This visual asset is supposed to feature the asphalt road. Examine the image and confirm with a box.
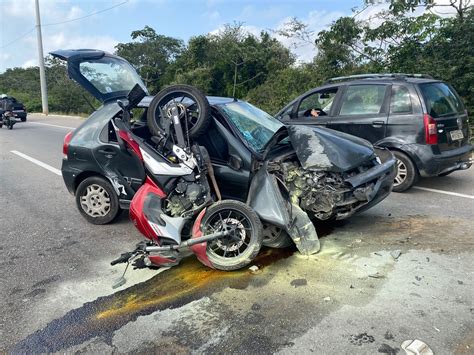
[1,114,473,354]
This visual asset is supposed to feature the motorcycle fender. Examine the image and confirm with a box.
[247,166,320,255]
[189,208,214,268]
[129,181,166,241]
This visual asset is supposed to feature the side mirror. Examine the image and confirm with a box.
[229,154,242,171]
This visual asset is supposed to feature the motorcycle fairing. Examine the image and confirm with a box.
[286,125,375,172]
[247,165,320,255]
[140,147,194,176]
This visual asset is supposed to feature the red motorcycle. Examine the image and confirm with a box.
[110,84,263,286]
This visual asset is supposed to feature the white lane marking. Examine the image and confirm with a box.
[413,186,474,199]
[28,121,76,130]
[10,150,62,176]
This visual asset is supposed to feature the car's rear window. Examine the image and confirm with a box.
[419,82,465,118]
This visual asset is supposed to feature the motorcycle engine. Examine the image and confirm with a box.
[165,177,208,217]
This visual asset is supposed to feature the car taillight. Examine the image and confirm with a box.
[423,114,438,145]
[63,131,73,158]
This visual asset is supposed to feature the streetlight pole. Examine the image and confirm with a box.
[34,0,48,115]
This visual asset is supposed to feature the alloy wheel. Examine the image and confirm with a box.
[80,183,111,217]
[394,158,408,187]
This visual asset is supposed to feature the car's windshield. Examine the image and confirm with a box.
[219,101,284,152]
[79,57,146,95]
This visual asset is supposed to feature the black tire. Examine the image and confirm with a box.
[8,121,13,130]
[21,117,26,122]
[201,200,263,271]
[392,150,418,192]
[262,224,293,248]
[147,84,210,139]
[0,122,3,128]
[75,176,121,225]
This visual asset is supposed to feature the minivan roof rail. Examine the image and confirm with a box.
[324,73,434,84]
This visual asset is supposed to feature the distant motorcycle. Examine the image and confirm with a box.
[0,110,17,130]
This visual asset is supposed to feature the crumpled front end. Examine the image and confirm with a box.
[247,166,320,255]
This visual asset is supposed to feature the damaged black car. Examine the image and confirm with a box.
[53,49,396,252]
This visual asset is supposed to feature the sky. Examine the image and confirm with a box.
[0,0,454,72]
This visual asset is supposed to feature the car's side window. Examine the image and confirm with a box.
[390,86,412,114]
[99,121,118,143]
[297,88,338,118]
[339,85,387,115]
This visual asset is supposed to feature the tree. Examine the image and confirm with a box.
[115,26,185,93]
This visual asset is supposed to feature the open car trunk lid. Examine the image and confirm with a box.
[50,49,148,103]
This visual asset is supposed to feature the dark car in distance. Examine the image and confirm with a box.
[276,74,473,192]
[52,49,395,228]
[0,95,27,121]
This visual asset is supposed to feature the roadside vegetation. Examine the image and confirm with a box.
[0,0,472,118]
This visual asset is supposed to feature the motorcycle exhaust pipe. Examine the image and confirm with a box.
[145,230,230,252]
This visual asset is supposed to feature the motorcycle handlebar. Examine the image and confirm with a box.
[110,252,132,266]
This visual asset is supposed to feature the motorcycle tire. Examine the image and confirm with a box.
[201,200,263,271]
[147,84,210,139]
[8,121,13,130]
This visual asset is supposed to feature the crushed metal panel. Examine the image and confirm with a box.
[247,165,320,255]
[287,125,333,171]
[247,167,290,228]
[287,125,375,172]
[287,203,320,255]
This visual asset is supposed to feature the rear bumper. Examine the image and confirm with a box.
[13,112,27,119]
[409,143,473,177]
[61,160,77,195]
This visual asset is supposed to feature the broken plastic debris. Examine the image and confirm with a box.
[323,296,331,302]
[401,339,433,355]
[249,265,259,273]
[391,250,402,260]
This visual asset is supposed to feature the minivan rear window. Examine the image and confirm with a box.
[419,82,465,118]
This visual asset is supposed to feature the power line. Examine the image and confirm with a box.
[0,0,129,49]
[42,0,129,27]
[0,28,36,49]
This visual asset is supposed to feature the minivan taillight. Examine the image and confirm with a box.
[63,131,73,158]
[423,114,438,145]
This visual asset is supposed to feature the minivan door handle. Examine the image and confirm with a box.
[372,121,384,128]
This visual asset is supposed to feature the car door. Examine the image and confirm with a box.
[329,83,391,143]
[94,120,146,194]
[197,117,252,201]
[282,87,341,126]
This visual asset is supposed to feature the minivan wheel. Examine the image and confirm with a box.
[392,151,418,192]
[75,176,121,224]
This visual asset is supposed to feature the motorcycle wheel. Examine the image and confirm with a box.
[147,84,210,139]
[8,121,13,130]
[201,200,263,271]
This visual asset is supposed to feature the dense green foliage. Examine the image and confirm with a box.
[0,3,472,117]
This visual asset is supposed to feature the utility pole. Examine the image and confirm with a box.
[34,0,48,115]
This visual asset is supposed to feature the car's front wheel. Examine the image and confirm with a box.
[75,176,121,224]
[392,150,418,192]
